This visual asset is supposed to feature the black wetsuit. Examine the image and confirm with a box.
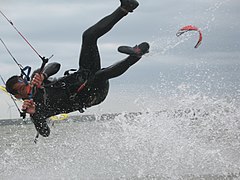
[31,7,142,137]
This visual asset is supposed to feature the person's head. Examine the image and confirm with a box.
[6,75,31,99]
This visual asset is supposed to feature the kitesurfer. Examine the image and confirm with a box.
[5,0,150,137]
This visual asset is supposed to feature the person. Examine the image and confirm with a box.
[5,0,150,137]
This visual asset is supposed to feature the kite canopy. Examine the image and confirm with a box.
[176,25,203,48]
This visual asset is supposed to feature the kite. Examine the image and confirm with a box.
[176,25,203,48]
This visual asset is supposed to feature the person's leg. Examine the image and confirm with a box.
[94,42,149,81]
[79,0,139,74]
[94,56,140,81]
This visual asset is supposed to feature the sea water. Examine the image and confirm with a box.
[1,54,240,180]
[0,90,240,179]
[1,61,240,179]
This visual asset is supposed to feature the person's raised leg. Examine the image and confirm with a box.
[79,0,139,74]
[94,42,150,81]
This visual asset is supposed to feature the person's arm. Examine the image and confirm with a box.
[31,73,44,88]
[22,72,45,114]
[22,99,36,114]
[22,63,60,119]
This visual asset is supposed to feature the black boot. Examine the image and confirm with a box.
[118,42,150,57]
[120,0,139,13]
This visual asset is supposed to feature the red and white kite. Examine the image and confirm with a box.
[176,25,203,48]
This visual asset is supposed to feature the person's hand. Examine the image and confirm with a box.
[22,99,36,114]
[31,73,44,88]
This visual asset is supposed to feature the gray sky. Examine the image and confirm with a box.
[0,0,239,119]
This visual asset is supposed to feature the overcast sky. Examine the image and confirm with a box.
[0,0,239,119]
